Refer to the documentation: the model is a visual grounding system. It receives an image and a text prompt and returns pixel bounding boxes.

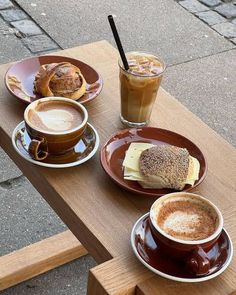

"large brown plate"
[5,55,103,104]
[100,127,207,197]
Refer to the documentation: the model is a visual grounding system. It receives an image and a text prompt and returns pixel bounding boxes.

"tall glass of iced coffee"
[119,52,165,127]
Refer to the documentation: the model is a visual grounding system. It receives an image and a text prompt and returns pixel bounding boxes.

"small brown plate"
[100,127,207,197]
[5,55,103,104]
[131,213,233,282]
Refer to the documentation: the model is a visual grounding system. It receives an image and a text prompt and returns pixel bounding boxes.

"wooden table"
[0,41,235,294]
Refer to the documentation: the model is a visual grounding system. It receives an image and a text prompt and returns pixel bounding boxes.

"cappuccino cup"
[149,192,223,276]
[24,97,88,161]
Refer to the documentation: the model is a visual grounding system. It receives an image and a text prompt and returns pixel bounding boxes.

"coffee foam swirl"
[156,196,218,241]
[28,101,83,133]
[32,109,74,131]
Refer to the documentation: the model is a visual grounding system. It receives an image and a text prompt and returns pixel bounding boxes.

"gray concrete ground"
[15,0,234,65]
[0,0,235,294]
[176,0,236,43]
[0,17,30,63]
[163,49,236,146]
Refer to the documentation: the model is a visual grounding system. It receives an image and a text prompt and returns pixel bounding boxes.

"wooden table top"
[0,40,235,294]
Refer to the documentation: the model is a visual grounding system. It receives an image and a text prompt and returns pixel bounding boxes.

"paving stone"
[199,0,221,7]
[23,34,59,53]
[0,8,28,22]
[11,19,42,36]
[230,37,236,43]
[232,18,236,24]
[15,0,234,66]
[214,3,236,18]
[196,10,227,25]
[179,0,209,12]
[34,48,60,56]
[162,50,236,147]
[0,176,66,255]
[212,22,236,37]
[0,0,13,9]
[0,147,22,182]
[0,18,31,63]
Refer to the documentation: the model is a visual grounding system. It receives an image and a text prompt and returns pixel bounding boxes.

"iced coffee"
[119,52,165,126]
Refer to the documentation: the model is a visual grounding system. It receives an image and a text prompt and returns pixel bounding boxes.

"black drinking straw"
[108,15,129,71]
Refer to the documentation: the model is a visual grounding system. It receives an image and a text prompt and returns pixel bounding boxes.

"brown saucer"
[100,127,207,197]
[5,55,103,104]
[131,213,233,282]
[12,121,99,168]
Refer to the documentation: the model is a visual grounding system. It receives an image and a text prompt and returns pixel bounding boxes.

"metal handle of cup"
[186,247,210,275]
[28,138,48,161]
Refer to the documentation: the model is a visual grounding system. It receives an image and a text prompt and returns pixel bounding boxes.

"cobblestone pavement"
[176,0,236,43]
[0,0,60,55]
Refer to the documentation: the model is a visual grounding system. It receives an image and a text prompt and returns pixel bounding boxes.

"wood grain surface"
[88,255,153,295]
[0,230,87,291]
[0,40,235,294]
[136,276,235,295]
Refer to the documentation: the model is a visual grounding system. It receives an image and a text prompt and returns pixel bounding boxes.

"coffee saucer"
[131,213,233,283]
[12,121,99,168]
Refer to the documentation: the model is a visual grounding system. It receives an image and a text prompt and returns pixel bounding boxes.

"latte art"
[28,101,83,133]
[156,196,218,241]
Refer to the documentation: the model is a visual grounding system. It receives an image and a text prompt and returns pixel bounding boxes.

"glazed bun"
[34,62,86,100]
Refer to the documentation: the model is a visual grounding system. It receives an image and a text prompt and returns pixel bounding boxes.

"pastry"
[34,62,86,100]
[123,143,200,190]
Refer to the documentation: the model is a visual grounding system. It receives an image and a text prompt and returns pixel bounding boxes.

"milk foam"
[35,109,74,132]
[162,211,200,234]
[28,101,83,133]
[155,196,217,241]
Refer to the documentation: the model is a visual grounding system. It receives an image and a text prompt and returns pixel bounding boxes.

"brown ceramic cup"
[24,97,88,161]
[149,192,223,276]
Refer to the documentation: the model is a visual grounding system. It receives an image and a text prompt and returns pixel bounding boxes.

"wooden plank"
[0,230,87,291]
[0,41,235,293]
[136,275,235,295]
[88,250,235,295]
[87,254,153,295]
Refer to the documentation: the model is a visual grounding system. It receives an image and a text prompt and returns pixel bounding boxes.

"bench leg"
[86,255,154,295]
[0,230,87,291]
